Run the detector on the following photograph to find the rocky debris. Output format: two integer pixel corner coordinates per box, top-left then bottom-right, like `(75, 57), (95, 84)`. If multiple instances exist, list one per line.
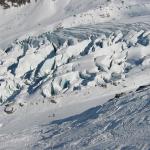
(50, 99), (57, 104)
(136, 84), (150, 92)
(0, 0), (37, 9)
(115, 92), (125, 98)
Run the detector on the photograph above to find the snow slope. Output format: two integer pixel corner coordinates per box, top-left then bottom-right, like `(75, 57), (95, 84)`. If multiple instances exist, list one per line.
(0, 0), (150, 150)
(1, 0), (150, 48)
(0, 84), (150, 150)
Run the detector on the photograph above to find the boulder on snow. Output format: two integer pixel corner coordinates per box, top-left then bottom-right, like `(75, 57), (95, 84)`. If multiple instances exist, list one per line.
(4, 103), (16, 114)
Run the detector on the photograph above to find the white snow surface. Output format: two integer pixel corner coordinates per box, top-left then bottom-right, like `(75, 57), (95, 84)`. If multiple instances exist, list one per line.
(0, 0), (150, 150)
(1, 0), (150, 48)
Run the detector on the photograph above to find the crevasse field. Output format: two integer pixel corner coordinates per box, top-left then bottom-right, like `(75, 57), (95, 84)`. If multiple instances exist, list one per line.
(0, 0), (150, 149)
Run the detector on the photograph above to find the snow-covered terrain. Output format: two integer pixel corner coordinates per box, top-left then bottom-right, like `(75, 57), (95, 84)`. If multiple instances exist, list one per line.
(1, 85), (150, 150)
(0, 0), (150, 149)
(1, 0), (150, 48)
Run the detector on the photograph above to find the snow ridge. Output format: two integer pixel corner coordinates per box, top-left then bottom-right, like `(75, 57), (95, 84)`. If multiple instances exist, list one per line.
(1, 28), (150, 105)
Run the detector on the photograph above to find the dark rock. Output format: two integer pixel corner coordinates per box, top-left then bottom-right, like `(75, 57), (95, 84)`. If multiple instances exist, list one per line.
(4, 106), (15, 114)
(51, 99), (57, 104)
(115, 92), (125, 99)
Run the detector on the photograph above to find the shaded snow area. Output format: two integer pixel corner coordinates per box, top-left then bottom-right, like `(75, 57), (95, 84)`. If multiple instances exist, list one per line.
(0, 85), (150, 150)
(32, 86), (150, 150)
